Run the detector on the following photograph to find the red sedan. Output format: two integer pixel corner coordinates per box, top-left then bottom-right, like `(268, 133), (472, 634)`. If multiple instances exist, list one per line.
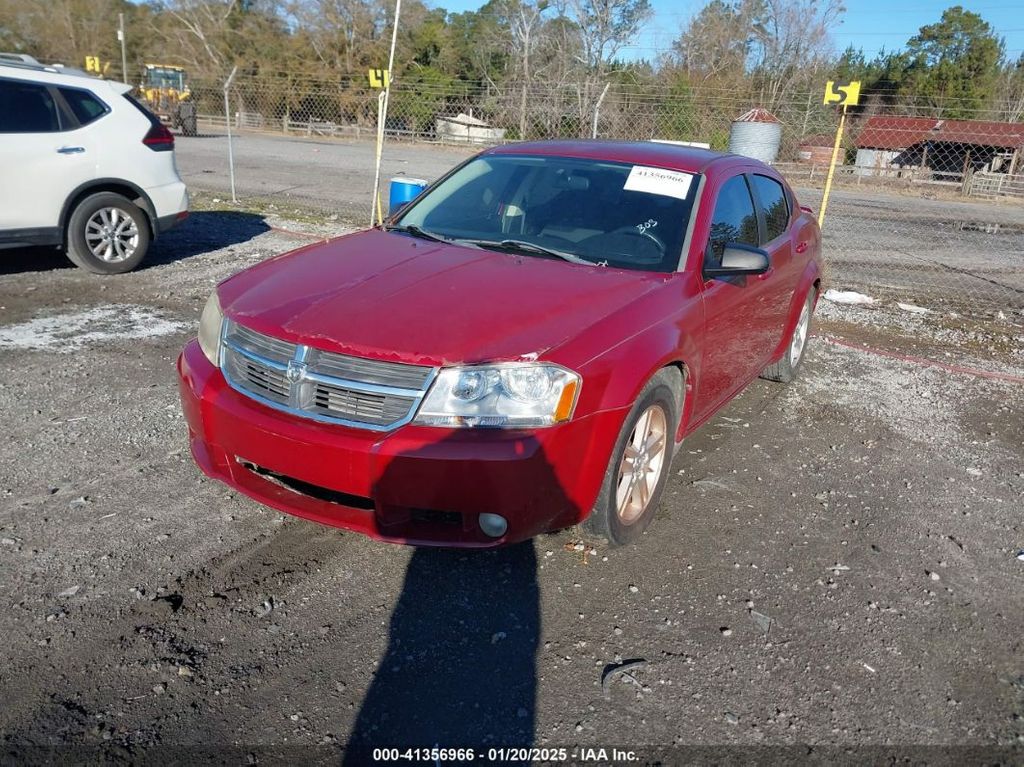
(178, 141), (822, 547)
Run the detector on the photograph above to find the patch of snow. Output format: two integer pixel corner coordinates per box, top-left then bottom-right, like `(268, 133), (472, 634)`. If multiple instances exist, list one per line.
(0, 305), (187, 352)
(897, 302), (930, 315)
(824, 289), (875, 305)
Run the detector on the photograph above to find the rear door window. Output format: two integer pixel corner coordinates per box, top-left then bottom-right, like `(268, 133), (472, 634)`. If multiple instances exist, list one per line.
(707, 175), (759, 260)
(0, 79), (61, 133)
(58, 87), (109, 126)
(750, 174), (790, 243)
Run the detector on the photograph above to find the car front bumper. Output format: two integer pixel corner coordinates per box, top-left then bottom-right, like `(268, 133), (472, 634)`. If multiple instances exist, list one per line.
(177, 340), (626, 547)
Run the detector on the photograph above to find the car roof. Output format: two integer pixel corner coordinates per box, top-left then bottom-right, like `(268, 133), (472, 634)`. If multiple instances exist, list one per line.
(0, 61), (131, 95)
(485, 139), (755, 175)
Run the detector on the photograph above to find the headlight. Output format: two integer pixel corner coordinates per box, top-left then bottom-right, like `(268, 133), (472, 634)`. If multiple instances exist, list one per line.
(415, 363), (581, 428)
(197, 291), (223, 365)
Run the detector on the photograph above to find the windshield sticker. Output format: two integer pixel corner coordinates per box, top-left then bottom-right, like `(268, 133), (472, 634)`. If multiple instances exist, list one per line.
(624, 166), (694, 200)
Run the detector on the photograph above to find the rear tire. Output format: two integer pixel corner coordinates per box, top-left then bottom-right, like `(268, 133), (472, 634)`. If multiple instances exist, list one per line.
(582, 368), (681, 547)
(65, 192), (151, 274)
(762, 288), (816, 383)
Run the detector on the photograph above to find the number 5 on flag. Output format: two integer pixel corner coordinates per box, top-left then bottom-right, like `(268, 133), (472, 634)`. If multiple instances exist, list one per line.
(824, 81), (860, 107)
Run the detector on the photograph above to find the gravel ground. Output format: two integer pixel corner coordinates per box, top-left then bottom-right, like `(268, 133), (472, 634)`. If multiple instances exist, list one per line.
(1, 212), (1023, 761)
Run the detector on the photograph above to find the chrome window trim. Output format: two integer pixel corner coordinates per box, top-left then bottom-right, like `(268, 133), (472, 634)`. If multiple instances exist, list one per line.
(218, 320), (437, 432)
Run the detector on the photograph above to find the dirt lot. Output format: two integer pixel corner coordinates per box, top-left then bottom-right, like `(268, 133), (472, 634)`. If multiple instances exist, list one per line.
(1, 212), (1023, 761)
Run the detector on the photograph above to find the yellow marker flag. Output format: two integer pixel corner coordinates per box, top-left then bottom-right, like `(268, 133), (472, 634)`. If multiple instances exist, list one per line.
(824, 80), (861, 107)
(368, 69), (390, 89)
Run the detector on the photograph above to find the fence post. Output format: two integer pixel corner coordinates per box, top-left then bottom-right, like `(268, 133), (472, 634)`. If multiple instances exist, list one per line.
(223, 66), (238, 204)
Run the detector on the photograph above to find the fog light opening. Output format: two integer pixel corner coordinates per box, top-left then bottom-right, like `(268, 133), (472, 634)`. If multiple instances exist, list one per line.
(479, 513), (508, 538)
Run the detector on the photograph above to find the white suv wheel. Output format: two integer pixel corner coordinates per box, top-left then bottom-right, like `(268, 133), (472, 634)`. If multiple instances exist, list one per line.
(65, 192), (151, 274)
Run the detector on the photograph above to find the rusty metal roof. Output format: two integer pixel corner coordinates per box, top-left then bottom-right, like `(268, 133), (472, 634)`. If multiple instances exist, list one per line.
(734, 107), (781, 124)
(855, 116), (1024, 150)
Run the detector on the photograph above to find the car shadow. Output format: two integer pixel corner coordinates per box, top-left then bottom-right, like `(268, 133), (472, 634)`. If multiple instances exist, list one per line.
(344, 544), (540, 763)
(0, 246), (73, 275)
(144, 211), (271, 267)
(0, 211), (270, 276)
(344, 434), (579, 762)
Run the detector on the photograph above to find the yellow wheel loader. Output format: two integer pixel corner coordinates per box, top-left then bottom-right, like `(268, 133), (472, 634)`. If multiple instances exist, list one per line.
(140, 64), (197, 136)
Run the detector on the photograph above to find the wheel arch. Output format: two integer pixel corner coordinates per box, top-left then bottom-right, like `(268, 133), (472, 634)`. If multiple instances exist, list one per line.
(60, 180), (158, 244)
(580, 328), (697, 446)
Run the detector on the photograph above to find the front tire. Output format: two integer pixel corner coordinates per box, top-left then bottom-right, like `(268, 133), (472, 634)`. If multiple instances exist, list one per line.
(582, 368), (681, 547)
(65, 192), (151, 274)
(762, 288), (816, 383)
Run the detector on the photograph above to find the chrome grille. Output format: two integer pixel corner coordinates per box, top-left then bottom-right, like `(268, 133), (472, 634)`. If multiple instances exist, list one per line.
(224, 350), (290, 404)
(315, 349), (432, 389)
(311, 381), (416, 426)
(220, 320), (435, 430)
(227, 321), (296, 362)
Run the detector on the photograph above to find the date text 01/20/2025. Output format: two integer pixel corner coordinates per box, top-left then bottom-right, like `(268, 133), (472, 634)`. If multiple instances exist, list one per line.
(370, 747), (639, 762)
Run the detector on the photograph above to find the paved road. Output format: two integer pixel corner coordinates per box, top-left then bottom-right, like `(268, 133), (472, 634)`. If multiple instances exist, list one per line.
(176, 133), (477, 221)
(175, 132), (1024, 307)
(1, 213), (1022, 757)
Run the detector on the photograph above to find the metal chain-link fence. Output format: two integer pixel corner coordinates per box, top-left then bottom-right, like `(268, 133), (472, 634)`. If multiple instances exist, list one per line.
(180, 74), (1024, 311)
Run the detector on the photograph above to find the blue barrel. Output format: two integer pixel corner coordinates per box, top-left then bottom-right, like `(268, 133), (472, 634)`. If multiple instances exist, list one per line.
(388, 177), (429, 215)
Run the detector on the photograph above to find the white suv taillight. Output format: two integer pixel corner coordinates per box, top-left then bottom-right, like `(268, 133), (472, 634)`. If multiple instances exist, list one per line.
(143, 122), (175, 151)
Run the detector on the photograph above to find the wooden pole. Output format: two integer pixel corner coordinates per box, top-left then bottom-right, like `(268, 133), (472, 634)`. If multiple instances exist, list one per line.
(818, 104), (847, 228)
(118, 13), (127, 84)
(370, 0), (403, 227)
(960, 147), (972, 196)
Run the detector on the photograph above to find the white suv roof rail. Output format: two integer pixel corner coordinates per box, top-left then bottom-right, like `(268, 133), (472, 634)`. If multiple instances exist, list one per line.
(0, 53), (96, 79)
(0, 53), (41, 65)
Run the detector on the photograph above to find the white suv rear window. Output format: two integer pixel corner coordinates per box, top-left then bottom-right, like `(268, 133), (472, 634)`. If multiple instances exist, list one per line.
(59, 87), (109, 126)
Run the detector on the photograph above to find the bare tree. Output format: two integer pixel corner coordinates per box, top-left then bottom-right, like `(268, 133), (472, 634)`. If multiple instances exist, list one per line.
(557, 0), (651, 135)
(496, 0), (551, 138)
(289, 0), (382, 75)
(153, 0), (241, 71)
(749, 0), (845, 109)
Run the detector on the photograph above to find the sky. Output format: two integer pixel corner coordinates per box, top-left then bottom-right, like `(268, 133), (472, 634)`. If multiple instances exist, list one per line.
(431, 0), (1024, 64)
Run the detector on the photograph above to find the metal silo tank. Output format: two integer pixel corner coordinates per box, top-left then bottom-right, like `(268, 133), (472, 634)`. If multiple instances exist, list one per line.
(729, 108), (782, 163)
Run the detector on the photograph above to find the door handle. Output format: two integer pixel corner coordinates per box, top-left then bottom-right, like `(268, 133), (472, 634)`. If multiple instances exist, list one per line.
(795, 241), (809, 254)
(57, 146), (85, 154)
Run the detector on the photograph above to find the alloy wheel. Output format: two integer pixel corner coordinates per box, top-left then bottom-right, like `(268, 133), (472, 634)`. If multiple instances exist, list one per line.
(789, 299), (811, 367)
(85, 207), (140, 263)
(615, 404), (668, 524)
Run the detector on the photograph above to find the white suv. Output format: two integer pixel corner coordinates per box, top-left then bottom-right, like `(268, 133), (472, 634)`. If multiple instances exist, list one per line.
(0, 57), (189, 273)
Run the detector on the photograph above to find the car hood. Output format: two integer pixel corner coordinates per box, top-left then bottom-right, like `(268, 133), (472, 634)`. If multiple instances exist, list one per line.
(218, 229), (666, 367)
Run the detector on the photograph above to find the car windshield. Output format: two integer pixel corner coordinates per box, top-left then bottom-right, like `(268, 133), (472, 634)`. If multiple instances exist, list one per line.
(393, 154), (700, 272)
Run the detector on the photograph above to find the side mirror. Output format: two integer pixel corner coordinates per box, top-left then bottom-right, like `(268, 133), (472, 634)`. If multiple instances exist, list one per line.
(703, 243), (770, 278)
